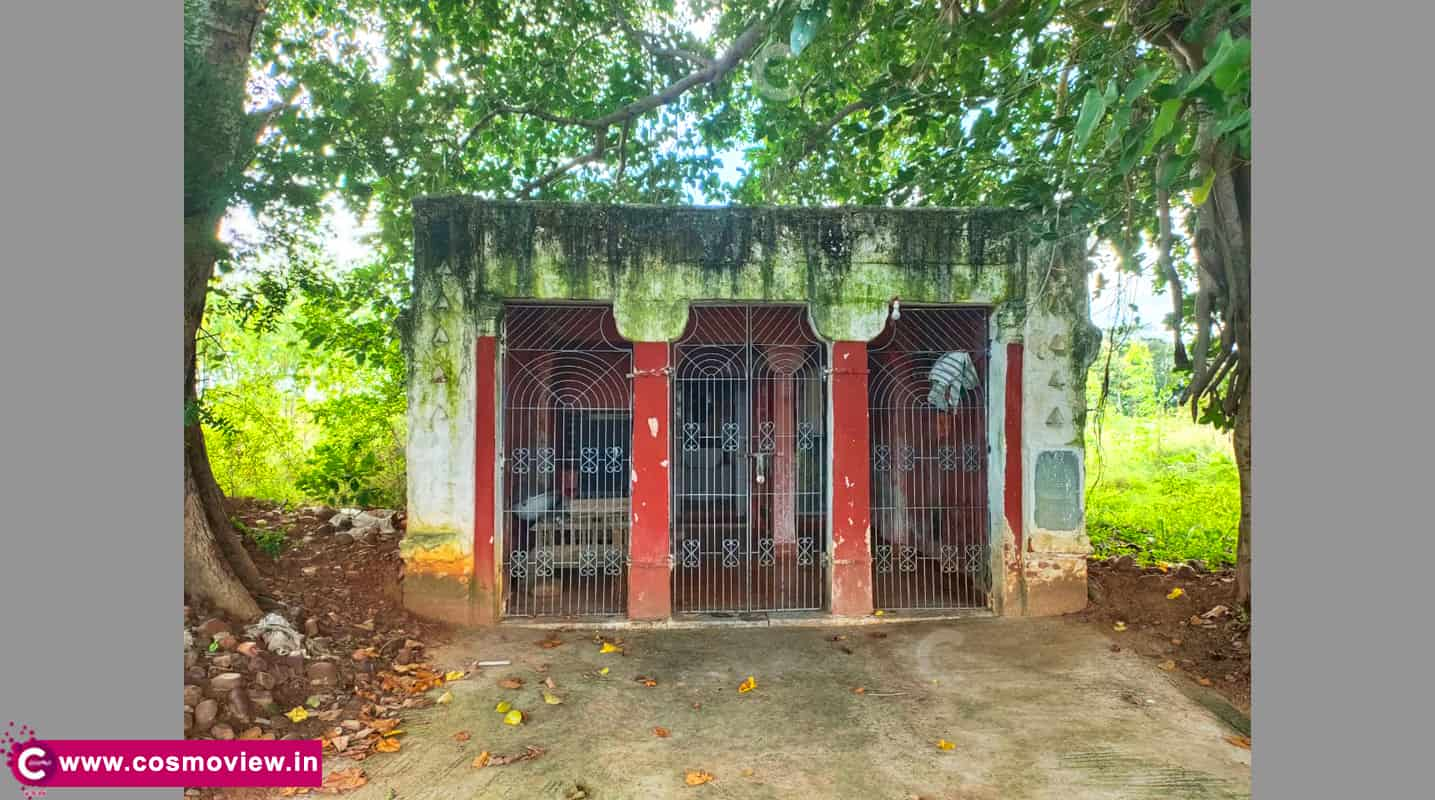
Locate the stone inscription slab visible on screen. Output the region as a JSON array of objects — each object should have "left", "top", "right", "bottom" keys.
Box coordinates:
[{"left": 1034, "top": 450, "right": 1081, "bottom": 531}]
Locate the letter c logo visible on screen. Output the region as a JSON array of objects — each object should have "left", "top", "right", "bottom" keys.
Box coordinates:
[{"left": 17, "top": 746, "right": 51, "bottom": 781}]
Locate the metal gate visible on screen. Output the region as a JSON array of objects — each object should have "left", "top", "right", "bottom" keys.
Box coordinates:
[
  {"left": 671, "top": 305, "right": 827, "bottom": 614},
  {"left": 868, "top": 306, "right": 991, "bottom": 610},
  {"left": 501, "top": 304, "right": 632, "bottom": 617}
]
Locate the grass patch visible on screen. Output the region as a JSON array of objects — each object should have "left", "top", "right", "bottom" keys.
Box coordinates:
[
  {"left": 233, "top": 517, "right": 290, "bottom": 559},
  {"left": 1085, "top": 413, "right": 1239, "bottom": 567}
]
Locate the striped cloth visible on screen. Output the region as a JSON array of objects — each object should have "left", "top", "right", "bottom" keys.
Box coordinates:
[{"left": 926, "top": 351, "right": 979, "bottom": 411}]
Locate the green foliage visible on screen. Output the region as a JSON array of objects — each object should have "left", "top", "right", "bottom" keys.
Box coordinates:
[
  {"left": 200, "top": 242, "right": 405, "bottom": 508},
  {"left": 232, "top": 517, "right": 290, "bottom": 559},
  {"left": 1085, "top": 336, "right": 1238, "bottom": 566},
  {"left": 1085, "top": 414, "right": 1239, "bottom": 567}
]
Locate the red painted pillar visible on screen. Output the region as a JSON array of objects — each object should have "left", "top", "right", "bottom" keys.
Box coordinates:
[
  {"left": 1002, "top": 342, "right": 1025, "bottom": 615},
  {"left": 628, "top": 342, "right": 673, "bottom": 620},
  {"left": 830, "top": 341, "right": 874, "bottom": 616},
  {"left": 473, "top": 335, "right": 499, "bottom": 624}
]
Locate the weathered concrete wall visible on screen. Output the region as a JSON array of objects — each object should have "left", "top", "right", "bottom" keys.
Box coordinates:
[{"left": 402, "top": 198, "right": 1095, "bottom": 623}]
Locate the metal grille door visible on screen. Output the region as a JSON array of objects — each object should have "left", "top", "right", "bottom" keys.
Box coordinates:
[
  {"left": 869, "top": 307, "right": 991, "bottom": 610},
  {"left": 502, "top": 304, "right": 632, "bottom": 617},
  {"left": 672, "top": 305, "right": 827, "bottom": 614}
]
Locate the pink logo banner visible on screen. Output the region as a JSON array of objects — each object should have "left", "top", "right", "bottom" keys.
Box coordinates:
[{"left": 7, "top": 739, "right": 323, "bottom": 789}]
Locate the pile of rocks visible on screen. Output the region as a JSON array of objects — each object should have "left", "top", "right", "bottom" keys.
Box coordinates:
[
  {"left": 182, "top": 609, "right": 348, "bottom": 741},
  {"left": 326, "top": 508, "right": 403, "bottom": 546}
]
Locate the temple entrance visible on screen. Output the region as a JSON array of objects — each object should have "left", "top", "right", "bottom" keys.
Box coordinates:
[
  {"left": 868, "top": 306, "right": 993, "bottom": 610},
  {"left": 501, "top": 303, "right": 632, "bottom": 617},
  {"left": 671, "top": 305, "right": 828, "bottom": 614}
]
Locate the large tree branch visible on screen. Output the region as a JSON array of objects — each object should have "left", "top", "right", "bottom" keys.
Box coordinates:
[{"left": 501, "top": 20, "right": 768, "bottom": 197}]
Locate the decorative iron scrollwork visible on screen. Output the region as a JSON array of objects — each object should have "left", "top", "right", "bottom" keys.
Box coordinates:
[
  {"left": 965, "top": 544, "right": 985, "bottom": 574},
  {"left": 603, "top": 548, "right": 623, "bottom": 576},
  {"left": 797, "top": 421, "right": 815, "bottom": 451},
  {"left": 580, "top": 447, "right": 599, "bottom": 474},
  {"left": 534, "top": 549, "right": 555, "bottom": 578},
  {"left": 758, "top": 421, "right": 776, "bottom": 452},
  {"left": 962, "top": 444, "right": 981, "bottom": 473},
  {"left": 898, "top": 545, "right": 918, "bottom": 572},
  {"left": 797, "top": 537, "right": 814, "bottom": 566},
  {"left": 757, "top": 539, "right": 776, "bottom": 567},
  {"left": 511, "top": 447, "right": 530, "bottom": 474},
  {"left": 898, "top": 445, "right": 916, "bottom": 472},
  {"left": 939, "top": 447, "right": 957, "bottom": 471},
  {"left": 681, "top": 539, "right": 701, "bottom": 569},
  {"left": 721, "top": 539, "right": 741, "bottom": 568},
  {"left": 721, "top": 422, "right": 740, "bottom": 452},
  {"left": 578, "top": 549, "right": 598, "bottom": 577},
  {"left": 939, "top": 544, "right": 959, "bottom": 573},
  {"left": 875, "top": 544, "right": 893, "bottom": 574},
  {"left": 509, "top": 549, "right": 528, "bottom": 579},
  {"left": 682, "top": 422, "right": 700, "bottom": 452},
  {"left": 605, "top": 446, "right": 623, "bottom": 473},
  {"left": 875, "top": 445, "right": 891, "bottom": 471},
  {"left": 537, "top": 447, "right": 555, "bottom": 474}
]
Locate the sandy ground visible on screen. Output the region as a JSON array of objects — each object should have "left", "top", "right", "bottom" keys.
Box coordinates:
[{"left": 304, "top": 616, "right": 1249, "bottom": 800}]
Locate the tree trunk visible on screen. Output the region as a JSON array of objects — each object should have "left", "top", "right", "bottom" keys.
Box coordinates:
[
  {"left": 1233, "top": 387, "right": 1251, "bottom": 610},
  {"left": 183, "top": 0, "right": 269, "bottom": 620},
  {"left": 185, "top": 216, "right": 264, "bottom": 619}
]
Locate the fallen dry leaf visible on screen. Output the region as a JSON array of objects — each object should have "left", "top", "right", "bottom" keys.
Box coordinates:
[
  {"left": 285, "top": 707, "right": 311, "bottom": 723},
  {"left": 1167, "top": 587, "right": 1185, "bottom": 600},
  {"left": 684, "top": 770, "right": 714, "bottom": 786},
  {"left": 598, "top": 667, "right": 610, "bottom": 676},
  {"left": 737, "top": 676, "right": 756, "bottom": 693},
  {"left": 503, "top": 709, "right": 525, "bottom": 726},
  {"left": 498, "top": 677, "right": 525, "bottom": 689},
  {"left": 936, "top": 739, "right": 956, "bottom": 751},
  {"left": 537, "top": 635, "right": 564, "bottom": 649},
  {"left": 471, "top": 751, "right": 491, "bottom": 769},
  {"left": 319, "top": 767, "right": 368, "bottom": 793},
  {"left": 495, "top": 701, "right": 512, "bottom": 713},
  {"left": 599, "top": 642, "right": 623, "bottom": 654},
  {"left": 1197, "top": 677, "right": 1213, "bottom": 687},
  {"left": 636, "top": 676, "right": 658, "bottom": 687},
  {"left": 852, "top": 687, "right": 866, "bottom": 695},
  {"left": 444, "top": 670, "right": 466, "bottom": 682},
  {"left": 453, "top": 730, "right": 471, "bottom": 742},
  {"left": 1225, "top": 734, "right": 1252, "bottom": 750},
  {"left": 542, "top": 691, "right": 564, "bottom": 705},
  {"left": 1202, "top": 605, "right": 1230, "bottom": 619},
  {"left": 369, "top": 719, "right": 400, "bottom": 734},
  {"left": 436, "top": 690, "right": 453, "bottom": 705},
  {"left": 545, "top": 677, "right": 557, "bottom": 690},
  {"left": 1113, "top": 621, "right": 1127, "bottom": 632},
  {"left": 373, "top": 737, "right": 401, "bottom": 753},
  {"left": 654, "top": 727, "right": 671, "bottom": 738},
  {"left": 1160, "top": 660, "right": 1177, "bottom": 672},
  {"left": 488, "top": 745, "right": 546, "bottom": 766}
]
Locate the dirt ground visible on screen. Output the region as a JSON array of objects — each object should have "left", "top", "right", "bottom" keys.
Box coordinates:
[
  {"left": 1079, "top": 560, "right": 1251, "bottom": 714},
  {"left": 196, "top": 501, "right": 1250, "bottom": 799}
]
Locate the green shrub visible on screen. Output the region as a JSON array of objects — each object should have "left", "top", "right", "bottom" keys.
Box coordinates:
[{"left": 233, "top": 518, "right": 289, "bottom": 559}]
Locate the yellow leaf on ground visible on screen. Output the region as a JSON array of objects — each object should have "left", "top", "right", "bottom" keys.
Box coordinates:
[
  {"left": 1225, "top": 734, "right": 1252, "bottom": 750},
  {"left": 737, "top": 676, "right": 756, "bottom": 693},
  {"left": 936, "top": 739, "right": 956, "bottom": 751},
  {"left": 1113, "top": 621, "right": 1127, "bottom": 632},
  {"left": 598, "top": 667, "right": 610, "bottom": 676},
  {"left": 445, "top": 670, "right": 465, "bottom": 682},
  {"left": 472, "top": 751, "right": 491, "bottom": 769},
  {"left": 1167, "top": 587, "right": 1185, "bottom": 600},
  {"left": 436, "top": 690, "right": 453, "bottom": 705},
  {"left": 684, "top": 770, "right": 714, "bottom": 786},
  {"left": 373, "top": 737, "right": 401, "bottom": 753},
  {"left": 1160, "top": 660, "right": 1177, "bottom": 671},
  {"left": 874, "top": 610, "right": 885, "bottom": 616},
  {"left": 599, "top": 642, "right": 622, "bottom": 654},
  {"left": 495, "top": 701, "right": 512, "bottom": 713},
  {"left": 543, "top": 691, "right": 564, "bottom": 705},
  {"left": 285, "top": 707, "right": 310, "bottom": 723},
  {"left": 503, "top": 709, "right": 525, "bottom": 726}
]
